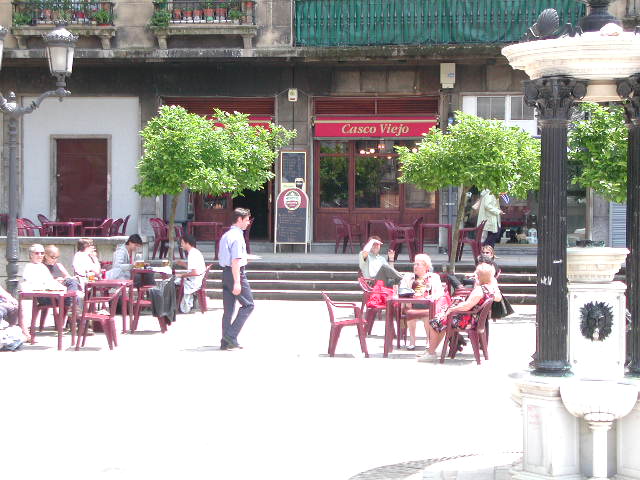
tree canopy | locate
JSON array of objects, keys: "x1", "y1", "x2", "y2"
[
  {"x1": 134, "y1": 105, "x2": 296, "y2": 257},
  {"x1": 397, "y1": 111, "x2": 541, "y2": 269},
  {"x1": 568, "y1": 102, "x2": 628, "y2": 204}
]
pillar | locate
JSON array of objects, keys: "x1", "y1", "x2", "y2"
[{"x1": 523, "y1": 76, "x2": 587, "y2": 376}]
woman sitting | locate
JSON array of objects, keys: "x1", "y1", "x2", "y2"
[
  {"x1": 72, "y1": 238, "x2": 102, "y2": 288},
  {"x1": 417, "y1": 263, "x2": 501, "y2": 362},
  {"x1": 398, "y1": 253, "x2": 445, "y2": 351}
]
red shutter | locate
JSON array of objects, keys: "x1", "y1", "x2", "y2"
[
  {"x1": 162, "y1": 97, "x2": 275, "y2": 117},
  {"x1": 314, "y1": 96, "x2": 438, "y2": 115}
]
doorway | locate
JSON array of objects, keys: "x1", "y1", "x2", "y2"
[
  {"x1": 233, "y1": 185, "x2": 270, "y2": 240},
  {"x1": 56, "y1": 139, "x2": 108, "y2": 220}
]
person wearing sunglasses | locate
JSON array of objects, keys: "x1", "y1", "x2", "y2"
[{"x1": 21, "y1": 244, "x2": 66, "y2": 293}]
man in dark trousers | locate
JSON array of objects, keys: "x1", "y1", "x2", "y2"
[{"x1": 218, "y1": 208, "x2": 255, "y2": 350}]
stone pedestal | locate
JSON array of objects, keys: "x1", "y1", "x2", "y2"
[
  {"x1": 617, "y1": 393, "x2": 640, "y2": 480},
  {"x1": 567, "y1": 282, "x2": 627, "y2": 379},
  {"x1": 512, "y1": 378, "x2": 582, "y2": 480}
]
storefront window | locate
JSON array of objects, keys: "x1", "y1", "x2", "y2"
[
  {"x1": 405, "y1": 183, "x2": 435, "y2": 208},
  {"x1": 355, "y1": 155, "x2": 399, "y2": 208},
  {"x1": 319, "y1": 156, "x2": 348, "y2": 208}
]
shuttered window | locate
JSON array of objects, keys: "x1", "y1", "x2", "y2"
[
  {"x1": 609, "y1": 202, "x2": 627, "y2": 247},
  {"x1": 162, "y1": 97, "x2": 275, "y2": 117},
  {"x1": 314, "y1": 97, "x2": 438, "y2": 116}
]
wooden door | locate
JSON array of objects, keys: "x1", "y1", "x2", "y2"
[{"x1": 56, "y1": 139, "x2": 108, "y2": 220}]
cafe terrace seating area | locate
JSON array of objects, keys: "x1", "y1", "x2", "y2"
[{"x1": 13, "y1": 214, "x2": 131, "y2": 237}]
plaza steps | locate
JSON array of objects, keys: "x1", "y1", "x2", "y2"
[{"x1": 200, "y1": 262, "x2": 539, "y2": 304}]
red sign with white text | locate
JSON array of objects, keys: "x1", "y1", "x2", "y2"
[{"x1": 314, "y1": 116, "x2": 437, "y2": 138}]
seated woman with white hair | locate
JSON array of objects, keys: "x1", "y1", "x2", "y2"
[
  {"x1": 398, "y1": 253, "x2": 445, "y2": 351},
  {"x1": 417, "y1": 262, "x2": 501, "y2": 362}
]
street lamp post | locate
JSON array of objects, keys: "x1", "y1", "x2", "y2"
[{"x1": 1, "y1": 23, "x2": 77, "y2": 297}]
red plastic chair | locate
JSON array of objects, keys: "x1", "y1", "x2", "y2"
[
  {"x1": 76, "y1": 284, "x2": 125, "y2": 350},
  {"x1": 455, "y1": 220, "x2": 486, "y2": 262},
  {"x1": 37, "y1": 214, "x2": 51, "y2": 228},
  {"x1": 176, "y1": 263, "x2": 213, "y2": 314},
  {"x1": 109, "y1": 218, "x2": 124, "y2": 236},
  {"x1": 332, "y1": 217, "x2": 362, "y2": 254},
  {"x1": 130, "y1": 269, "x2": 173, "y2": 333},
  {"x1": 439, "y1": 298, "x2": 494, "y2": 365},
  {"x1": 358, "y1": 274, "x2": 384, "y2": 335},
  {"x1": 321, "y1": 292, "x2": 369, "y2": 357},
  {"x1": 20, "y1": 218, "x2": 45, "y2": 236},
  {"x1": 83, "y1": 218, "x2": 113, "y2": 237},
  {"x1": 16, "y1": 218, "x2": 37, "y2": 236},
  {"x1": 120, "y1": 215, "x2": 130, "y2": 235},
  {"x1": 384, "y1": 221, "x2": 417, "y2": 261},
  {"x1": 149, "y1": 218, "x2": 169, "y2": 259}
]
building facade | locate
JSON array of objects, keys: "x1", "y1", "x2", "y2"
[{"x1": 0, "y1": 0, "x2": 635, "y2": 246}]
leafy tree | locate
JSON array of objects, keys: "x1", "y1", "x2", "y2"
[
  {"x1": 397, "y1": 112, "x2": 541, "y2": 272},
  {"x1": 568, "y1": 102, "x2": 628, "y2": 203},
  {"x1": 135, "y1": 106, "x2": 296, "y2": 257}
]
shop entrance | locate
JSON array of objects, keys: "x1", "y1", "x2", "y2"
[{"x1": 233, "y1": 185, "x2": 270, "y2": 240}]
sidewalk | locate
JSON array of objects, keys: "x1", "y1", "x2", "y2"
[{"x1": 4, "y1": 301, "x2": 535, "y2": 480}]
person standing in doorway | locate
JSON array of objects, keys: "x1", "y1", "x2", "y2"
[{"x1": 218, "y1": 208, "x2": 255, "y2": 350}]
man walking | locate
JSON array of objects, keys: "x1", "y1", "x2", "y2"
[{"x1": 218, "y1": 208, "x2": 255, "y2": 350}]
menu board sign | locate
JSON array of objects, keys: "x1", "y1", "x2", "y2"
[
  {"x1": 274, "y1": 188, "x2": 309, "y2": 250},
  {"x1": 280, "y1": 151, "x2": 306, "y2": 192}
]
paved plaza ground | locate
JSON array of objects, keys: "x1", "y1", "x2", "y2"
[{"x1": 3, "y1": 299, "x2": 536, "y2": 480}]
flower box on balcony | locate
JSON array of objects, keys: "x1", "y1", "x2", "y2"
[
  {"x1": 150, "y1": 23, "x2": 258, "y2": 49},
  {"x1": 11, "y1": 24, "x2": 116, "y2": 49}
]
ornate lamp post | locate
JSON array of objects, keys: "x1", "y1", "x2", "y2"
[
  {"x1": 1, "y1": 23, "x2": 77, "y2": 296},
  {"x1": 502, "y1": 0, "x2": 640, "y2": 376}
]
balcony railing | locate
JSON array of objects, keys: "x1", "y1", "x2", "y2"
[
  {"x1": 153, "y1": 0, "x2": 256, "y2": 26},
  {"x1": 12, "y1": 1, "x2": 114, "y2": 26},
  {"x1": 294, "y1": 0, "x2": 585, "y2": 47}
]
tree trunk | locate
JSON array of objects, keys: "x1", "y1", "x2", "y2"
[
  {"x1": 446, "y1": 185, "x2": 469, "y2": 274},
  {"x1": 168, "y1": 194, "x2": 179, "y2": 261}
]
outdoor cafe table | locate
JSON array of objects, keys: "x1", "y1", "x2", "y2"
[
  {"x1": 188, "y1": 221, "x2": 222, "y2": 257},
  {"x1": 19, "y1": 290, "x2": 77, "y2": 350},
  {"x1": 70, "y1": 217, "x2": 104, "y2": 228},
  {"x1": 384, "y1": 295, "x2": 435, "y2": 358},
  {"x1": 88, "y1": 279, "x2": 134, "y2": 334},
  {"x1": 42, "y1": 221, "x2": 83, "y2": 237}
]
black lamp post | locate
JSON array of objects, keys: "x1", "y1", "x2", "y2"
[{"x1": 1, "y1": 23, "x2": 77, "y2": 297}]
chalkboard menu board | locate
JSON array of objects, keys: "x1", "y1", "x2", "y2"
[
  {"x1": 280, "y1": 151, "x2": 306, "y2": 191},
  {"x1": 274, "y1": 188, "x2": 309, "y2": 250}
]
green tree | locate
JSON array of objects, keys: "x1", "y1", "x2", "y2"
[
  {"x1": 397, "y1": 111, "x2": 541, "y2": 272},
  {"x1": 135, "y1": 106, "x2": 296, "y2": 257},
  {"x1": 568, "y1": 102, "x2": 628, "y2": 203}
]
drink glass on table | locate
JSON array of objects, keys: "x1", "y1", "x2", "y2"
[
  {"x1": 134, "y1": 253, "x2": 145, "y2": 269},
  {"x1": 88, "y1": 271, "x2": 96, "y2": 282}
]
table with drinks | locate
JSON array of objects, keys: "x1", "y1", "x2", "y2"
[
  {"x1": 384, "y1": 292, "x2": 436, "y2": 358},
  {"x1": 19, "y1": 290, "x2": 78, "y2": 350}
]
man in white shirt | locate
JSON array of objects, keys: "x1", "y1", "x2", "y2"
[
  {"x1": 174, "y1": 233, "x2": 206, "y2": 313},
  {"x1": 359, "y1": 236, "x2": 403, "y2": 287}
]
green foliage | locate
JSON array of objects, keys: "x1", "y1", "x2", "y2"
[
  {"x1": 397, "y1": 111, "x2": 540, "y2": 270},
  {"x1": 92, "y1": 8, "x2": 112, "y2": 23},
  {"x1": 149, "y1": 9, "x2": 170, "y2": 26},
  {"x1": 135, "y1": 105, "x2": 296, "y2": 198},
  {"x1": 568, "y1": 102, "x2": 628, "y2": 203},
  {"x1": 228, "y1": 8, "x2": 242, "y2": 20},
  {"x1": 397, "y1": 112, "x2": 541, "y2": 199},
  {"x1": 13, "y1": 10, "x2": 32, "y2": 25}
]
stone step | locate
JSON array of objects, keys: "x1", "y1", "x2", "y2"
[{"x1": 203, "y1": 288, "x2": 536, "y2": 304}]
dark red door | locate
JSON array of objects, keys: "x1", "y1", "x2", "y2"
[{"x1": 56, "y1": 139, "x2": 108, "y2": 220}]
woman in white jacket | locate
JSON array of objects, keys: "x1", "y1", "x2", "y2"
[{"x1": 476, "y1": 189, "x2": 502, "y2": 247}]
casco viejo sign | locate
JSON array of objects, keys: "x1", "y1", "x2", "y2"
[{"x1": 314, "y1": 116, "x2": 437, "y2": 138}]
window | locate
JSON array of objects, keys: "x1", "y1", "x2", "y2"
[
  {"x1": 405, "y1": 183, "x2": 436, "y2": 208},
  {"x1": 477, "y1": 96, "x2": 506, "y2": 120},
  {"x1": 319, "y1": 156, "x2": 348, "y2": 208},
  {"x1": 510, "y1": 96, "x2": 535, "y2": 120}
]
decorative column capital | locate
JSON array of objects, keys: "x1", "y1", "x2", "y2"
[
  {"x1": 617, "y1": 74, "x2": 640, "y2": 126},
  {"x1": 523, "y1": 76, "x2": 587, "y2": 123}
]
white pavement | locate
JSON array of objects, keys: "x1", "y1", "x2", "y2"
[{"x1": 3, "y1": 300, "x2": 535, "y2": 480}]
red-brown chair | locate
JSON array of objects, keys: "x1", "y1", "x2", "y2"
[
  {"x1": 358, "y1": 274, "x2": 384, "y2": 335},
  {"x1": 321, "y1": 292, "x2": 369, "y2": 357},
  {"x1": 109, "y1": 218, "x2": 123, "y2": 236},
  {"x1": 76, "y1": 284, "x2": 125, "y2": 350},
  {"x1": 120, "y1": 214, "x2": 130, "y2": 235},
  {"x1": 16, "y1": 218, "x2": 38, "y2": 236},
  {"x1": 455, "y1": 220, "x2": 486, "y2": 262},
  {"x1": 176, "y1": 264, "x2": 213, "y2": 314},
  {"x1": 83, "y1": 218, "x2": 113, "y2": 237},
  {"x1": 384, "y1": 221, "x2": 417, "y2": 261},
  {"x1": 439, "y1": 298, "x2": 493, "y2": 365},
  {"x1": 20, "y1": 218, "x2": 45, "y2": 236},
  {"x1": 130, "y1": 269, "x2": 173, "y2": 333},
  {"x1": 332, "y1": 217, "x2": 362, "y2": 254},
  {"x1": 149, "y1": 218, "x2": 169, "y2": 259}
]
